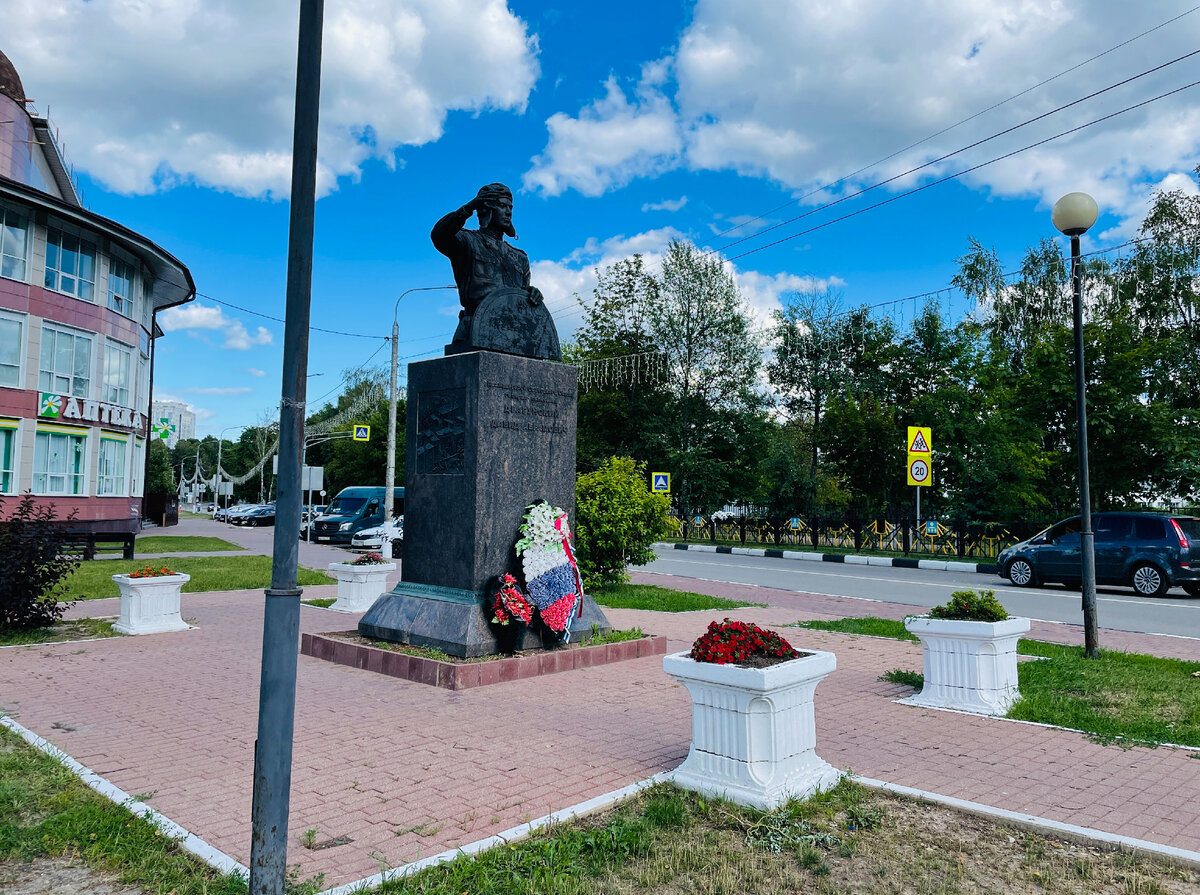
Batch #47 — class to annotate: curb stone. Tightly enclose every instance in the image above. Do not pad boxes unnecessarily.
[661,542,998,576]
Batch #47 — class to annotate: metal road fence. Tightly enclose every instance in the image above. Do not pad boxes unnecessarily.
[669,515,1051,559]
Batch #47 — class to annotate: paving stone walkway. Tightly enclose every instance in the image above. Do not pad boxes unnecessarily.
[0,572,1197,889]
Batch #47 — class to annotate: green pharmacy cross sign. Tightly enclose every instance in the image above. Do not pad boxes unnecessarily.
[155,417,176,441]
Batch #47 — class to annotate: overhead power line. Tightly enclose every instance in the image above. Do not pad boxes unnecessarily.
[726,77,1200,263]
[194,291,387,340]
[715,49,1200,258]
[708,4,1200,245]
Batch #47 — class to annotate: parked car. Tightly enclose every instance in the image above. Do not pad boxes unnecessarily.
[215,504,251,523]
[225,504,264,525]
[996,512,1200,597]
[237,505,276,527]
[308,487,404,545]
[350,516,403,550]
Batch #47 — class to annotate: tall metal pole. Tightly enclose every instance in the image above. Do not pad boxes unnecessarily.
[1071,234,1100,659]
[385,317,399,520]
[384,286,455,521]
[248,0,323,892]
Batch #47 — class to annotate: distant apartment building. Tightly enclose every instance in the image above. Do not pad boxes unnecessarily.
[150,399,195,449]
[0,49,195,533]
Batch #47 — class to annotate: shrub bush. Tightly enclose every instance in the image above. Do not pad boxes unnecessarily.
[575,457,671,590]
[928,589,1009,622]
[0,494,80,631]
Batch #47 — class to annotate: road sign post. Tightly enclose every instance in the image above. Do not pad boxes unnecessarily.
[906,426,932,525]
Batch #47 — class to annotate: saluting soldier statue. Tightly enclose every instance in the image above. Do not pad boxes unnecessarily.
[431,183,560,361]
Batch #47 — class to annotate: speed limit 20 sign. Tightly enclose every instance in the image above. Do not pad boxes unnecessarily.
[907,456,931,486]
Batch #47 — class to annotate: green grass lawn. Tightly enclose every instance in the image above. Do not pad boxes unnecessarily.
[135,535,243,555]
[798,616,1200,747]
[0,726,254,895]
[592,583,766,612]
[60,555,333,600]
[794,617,920,642]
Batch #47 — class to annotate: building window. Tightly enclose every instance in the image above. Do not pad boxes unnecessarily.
[0,206,30,281]
[33,429,86,495]
[98,436,127,496]
[39,325,91,398]
[109,257,135,316]
[0,423,16,493]
[0,313,22,388]
[103,341,132,406]
[131,437,144,497]
[44,228,97,301]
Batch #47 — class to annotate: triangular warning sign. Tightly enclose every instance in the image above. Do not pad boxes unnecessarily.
[909,430,930,453]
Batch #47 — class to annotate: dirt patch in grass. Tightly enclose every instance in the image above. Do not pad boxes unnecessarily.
[0,857,147,894]
[0,618,121,647]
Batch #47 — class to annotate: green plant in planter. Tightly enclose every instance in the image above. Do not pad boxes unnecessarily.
[927,589,1009,622]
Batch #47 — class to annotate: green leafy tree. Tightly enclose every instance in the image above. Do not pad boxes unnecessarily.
[647,240,765,513]
[575,457,671,590]
[145,439,176,496]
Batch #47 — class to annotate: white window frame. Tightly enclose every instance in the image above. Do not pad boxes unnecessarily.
[0,204,31,283]
[98,434,128,496]
[0,421,18,494]
[39,323,92,399]
[33,428,87,496]
[107,252,139,317]
[44,226,98,302]
[103,340,133,407]
[0,310,24,389]
[131,436,144,498]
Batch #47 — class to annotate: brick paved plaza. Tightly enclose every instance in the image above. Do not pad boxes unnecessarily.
[1,567,1199,889]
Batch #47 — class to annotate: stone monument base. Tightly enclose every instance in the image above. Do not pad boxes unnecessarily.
[358,583,612,658]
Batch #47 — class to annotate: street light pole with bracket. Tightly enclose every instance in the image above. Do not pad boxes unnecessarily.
[385,285,456,521]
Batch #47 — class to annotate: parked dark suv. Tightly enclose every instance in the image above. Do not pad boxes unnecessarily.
[996,513,1200,597]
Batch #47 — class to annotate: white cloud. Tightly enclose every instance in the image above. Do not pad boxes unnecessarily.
[642,196,688,213]
[524,68,681,197]
[158,303,274,350]
[246,367,266,377]
[524,0,1200,224]
[186,386,254,396]
[5,0,539,197]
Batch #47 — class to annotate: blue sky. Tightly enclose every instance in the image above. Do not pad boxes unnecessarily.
[7,0,1200,436]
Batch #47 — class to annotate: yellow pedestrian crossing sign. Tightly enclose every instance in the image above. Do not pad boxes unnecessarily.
[651,472,670,493]
[908,426,931,454]
[353,425,370,441]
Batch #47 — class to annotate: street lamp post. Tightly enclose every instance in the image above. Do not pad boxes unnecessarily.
[1052,191,1101,659]
[215,425,251,512]
[385,286,456,521]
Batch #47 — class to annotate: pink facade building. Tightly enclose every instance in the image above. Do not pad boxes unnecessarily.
[0,49,194,533]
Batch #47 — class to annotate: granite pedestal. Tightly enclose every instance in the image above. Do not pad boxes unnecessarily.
[359,351,611,657]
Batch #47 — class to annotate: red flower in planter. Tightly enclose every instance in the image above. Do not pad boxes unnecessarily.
[689,618,799,665]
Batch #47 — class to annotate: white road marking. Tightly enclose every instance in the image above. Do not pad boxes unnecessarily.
[646,556,1200,610]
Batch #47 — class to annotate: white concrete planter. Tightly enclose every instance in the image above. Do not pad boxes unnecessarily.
[662,649,841,809]
[902,615,1031,715]
[327,562,396,612]
[111,573,191,635]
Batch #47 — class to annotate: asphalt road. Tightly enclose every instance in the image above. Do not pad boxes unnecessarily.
[642,545,1200,639]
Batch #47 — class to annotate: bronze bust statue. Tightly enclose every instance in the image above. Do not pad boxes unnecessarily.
[431,183,561,361]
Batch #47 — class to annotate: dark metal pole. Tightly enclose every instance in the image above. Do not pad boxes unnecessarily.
[1071,234,1100,659]
[248,0,324,892]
